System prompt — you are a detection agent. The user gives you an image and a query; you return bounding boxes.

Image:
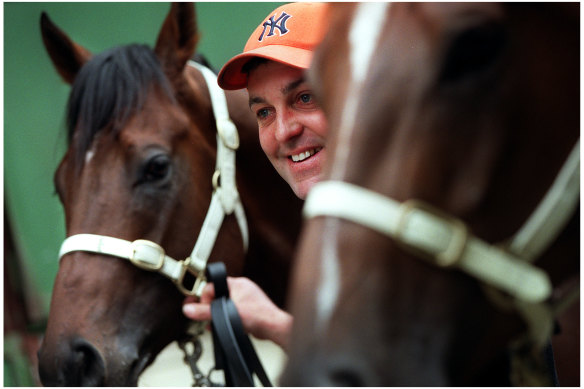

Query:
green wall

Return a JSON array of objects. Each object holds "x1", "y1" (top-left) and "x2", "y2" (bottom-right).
[{"x1": 4, "y1": 2, "x2": 283, "y2": 322}]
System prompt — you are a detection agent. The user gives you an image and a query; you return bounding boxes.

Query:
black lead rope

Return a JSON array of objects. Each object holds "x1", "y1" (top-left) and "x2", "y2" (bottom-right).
[{"x1": 206, "y1": 262, "x2": 272, "y2": 387}]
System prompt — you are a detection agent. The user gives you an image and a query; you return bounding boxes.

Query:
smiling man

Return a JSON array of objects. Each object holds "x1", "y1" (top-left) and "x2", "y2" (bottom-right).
[
  {"x1": 218, "y1": 2, "x2": 329, "y2": 199},
  {"x1": 246, "y1": 61, "x2": 327, "y2": 198},
  {"x1": 183, "y1": 2, "x2": 329, "y2": 349}
]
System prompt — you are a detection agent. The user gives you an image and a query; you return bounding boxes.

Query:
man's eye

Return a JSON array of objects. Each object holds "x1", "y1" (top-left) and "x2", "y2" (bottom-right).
[
  {"x1": 257, "y1": 108, "x2": 270, "y2": 119},
  {"x1": 299, "y1": 93, "x2": 312, "y2": 104}
]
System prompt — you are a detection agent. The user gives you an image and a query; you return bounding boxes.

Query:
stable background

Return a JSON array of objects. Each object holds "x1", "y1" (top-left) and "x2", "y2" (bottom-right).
[{"x1": 4, "y1": 3, "x2": 283, "y2": 385}]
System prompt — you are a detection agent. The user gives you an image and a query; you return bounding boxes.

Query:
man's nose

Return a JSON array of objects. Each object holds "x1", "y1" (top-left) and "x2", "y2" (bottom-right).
[{"x1": 275, "y1": 111, "x2": 303, "y2": 142}]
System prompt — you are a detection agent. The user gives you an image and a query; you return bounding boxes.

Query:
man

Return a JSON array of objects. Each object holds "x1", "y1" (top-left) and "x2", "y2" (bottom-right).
[{"x1": 183, "y1": 2, "x2": 328, "y2": 350}]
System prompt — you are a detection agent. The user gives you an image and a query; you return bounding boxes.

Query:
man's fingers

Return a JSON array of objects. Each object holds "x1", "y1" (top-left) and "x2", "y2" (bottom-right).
[
  {"x1": 199, "y1": 282, "x2": 216, "y2": 304},
  {"x1": 182, "y1": 303, "x2": 212, "y2": 321}
]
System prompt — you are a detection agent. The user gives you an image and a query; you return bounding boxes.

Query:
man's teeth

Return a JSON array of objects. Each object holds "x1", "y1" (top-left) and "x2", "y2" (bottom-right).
[{"x1": 291, "y1": 148, "x2": 321, "y2": 162}]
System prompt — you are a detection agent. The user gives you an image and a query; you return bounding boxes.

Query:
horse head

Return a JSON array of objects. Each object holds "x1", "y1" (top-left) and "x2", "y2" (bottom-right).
[
  {"x1": 283, "y1": 3, "x2": 579, "y2": 386},
  {"x1": 37, "y1": 3, "x2": 251, "y2": 385}
]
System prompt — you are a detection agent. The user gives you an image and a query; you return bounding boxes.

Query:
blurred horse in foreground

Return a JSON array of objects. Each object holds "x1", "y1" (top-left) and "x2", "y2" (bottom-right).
[{"x1": 283, "y1": 3, "x2": 579, "y2": 386}]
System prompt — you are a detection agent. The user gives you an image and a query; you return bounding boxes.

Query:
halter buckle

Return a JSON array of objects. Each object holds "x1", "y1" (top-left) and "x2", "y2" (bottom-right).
[
  {"x1": 175, "y1": 257, "x2": 207, "y2": 297},
  {"x1": 216, "y1": 118, "x2": 239, "y2": 150},
  {"x1": 129, "y1": 240, "x2": 165, "y2": 271},
  {"x1": 395, "y1": 200, "x2": 468, "y2": 267}
]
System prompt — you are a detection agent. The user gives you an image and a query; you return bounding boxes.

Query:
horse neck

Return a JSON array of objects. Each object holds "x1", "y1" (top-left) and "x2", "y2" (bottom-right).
[
  {"x1": 179, "y1": 65, "x2": 302, "y2": 305},
  {"x1": 183, "y1": 64, "x2": 301, "y2": 221}
]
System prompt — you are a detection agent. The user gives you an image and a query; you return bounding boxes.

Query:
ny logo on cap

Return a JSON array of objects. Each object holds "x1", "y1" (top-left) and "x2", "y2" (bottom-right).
[{"x1": 258, "y1": 12, "x2": 292, "y2": 41}]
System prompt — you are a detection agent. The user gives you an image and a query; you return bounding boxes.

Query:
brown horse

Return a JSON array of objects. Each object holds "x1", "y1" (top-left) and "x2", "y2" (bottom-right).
[
  {"x1": 282, "y1": 3, "x2": 579, "y2": 386},
  {"x1": 37, "y1": 3, "x2": 302, "y2": 386}
]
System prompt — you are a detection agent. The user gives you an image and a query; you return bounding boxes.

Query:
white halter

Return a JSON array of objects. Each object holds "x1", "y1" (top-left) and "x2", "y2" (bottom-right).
[
  {"x1": 58, "y1": 61, "x2": 248, "y2": 297},
  {"x1": 304, "y1": 140, "x2": 580, "y2": 347}
]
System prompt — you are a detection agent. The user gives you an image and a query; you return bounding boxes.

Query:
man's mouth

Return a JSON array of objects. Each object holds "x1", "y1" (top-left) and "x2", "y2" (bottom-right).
[{"x1": 290, "y1": 147, "x2": 323, "y2": 162}]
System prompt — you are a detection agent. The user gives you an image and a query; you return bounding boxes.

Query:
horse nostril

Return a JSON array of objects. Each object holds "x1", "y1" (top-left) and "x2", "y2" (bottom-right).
[
  {"x1": 281, "y1": 354, "x2": 370, "y2": 386},
  {"x1": 324, "y1": 356, "x2": 370, "y2": 387},
  {"x1": 329, "y1": 367, "x2": 366, "y2": 386},
  {"x1": 65, "y1": 338, "x2": 106, "y2": 386}
]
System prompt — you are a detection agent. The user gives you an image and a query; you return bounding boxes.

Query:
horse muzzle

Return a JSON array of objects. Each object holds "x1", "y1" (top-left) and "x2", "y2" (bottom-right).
[
  {"x1": 38, "y1": 337, "x2": 106, "y2": 386},
  {"x1": 38, "y1": 335, "x2": 151, "y2": 386}
]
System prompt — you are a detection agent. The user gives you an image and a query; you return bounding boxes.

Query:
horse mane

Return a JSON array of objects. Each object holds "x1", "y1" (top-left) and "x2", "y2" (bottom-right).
[{"x1": 66, "y1": 44, "x2": 174, "y2": 166}]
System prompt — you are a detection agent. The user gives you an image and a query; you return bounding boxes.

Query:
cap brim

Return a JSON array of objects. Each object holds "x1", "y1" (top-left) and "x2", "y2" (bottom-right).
[{"x1": 217, "y1": 46, "x2": 313, "y2": 90}]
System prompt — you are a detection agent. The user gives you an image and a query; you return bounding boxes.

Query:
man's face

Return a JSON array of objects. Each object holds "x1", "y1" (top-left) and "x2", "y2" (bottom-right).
[{"x1": 247, "y1": 61, "x2": 328, "y2": 199}]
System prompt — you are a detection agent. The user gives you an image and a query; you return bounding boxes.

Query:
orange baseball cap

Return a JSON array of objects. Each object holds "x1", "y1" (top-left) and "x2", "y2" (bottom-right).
[{"x1": 217, "y1": 2, "x2": 329, "y2": 90}]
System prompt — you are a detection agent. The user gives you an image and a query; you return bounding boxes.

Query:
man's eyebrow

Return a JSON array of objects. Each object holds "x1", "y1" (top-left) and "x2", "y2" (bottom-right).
[
  {"x1": 248, "y1": 76, "x2": 306, "y2": 109},
  {"x1": 281, "y1": 77, "x2": 305, "y2": 96},
  {"x1": 249, "y1": 96, "x2": 265, "y2": 109}
]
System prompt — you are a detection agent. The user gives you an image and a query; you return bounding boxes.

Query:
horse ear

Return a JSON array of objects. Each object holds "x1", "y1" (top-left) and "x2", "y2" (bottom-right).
[
  {"x1": 40, "y1": 12, "x2": 91, "y2": 85},
  {"x1": 154, "y1": 3, "x2": 200, "y2": 78}
]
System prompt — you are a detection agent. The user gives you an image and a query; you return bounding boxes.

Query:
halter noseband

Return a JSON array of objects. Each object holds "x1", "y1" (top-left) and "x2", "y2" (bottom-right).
[
  {"x1": 58, "y1": 61, "x2": 248, "y2": 297},
  {"x1": 304, "y1": 140, "x2": 579, "y2": 365}
]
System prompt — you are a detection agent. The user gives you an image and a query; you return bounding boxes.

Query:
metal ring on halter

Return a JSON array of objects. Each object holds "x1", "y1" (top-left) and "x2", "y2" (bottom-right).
[
  {"x1": 175, "y1": 257, "x2": 207, "y2": 297},
  {"x1": 212, "y1": 170, "x2": 221, "y2": 190}
]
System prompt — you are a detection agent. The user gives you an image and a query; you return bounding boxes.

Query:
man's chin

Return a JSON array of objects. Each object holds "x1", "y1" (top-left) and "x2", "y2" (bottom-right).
[{"x1": 291, "y1": 175, "x2": 322, "y2": 200}]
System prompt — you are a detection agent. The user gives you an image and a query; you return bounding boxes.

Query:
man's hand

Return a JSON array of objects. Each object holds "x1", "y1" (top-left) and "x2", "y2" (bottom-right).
[{"x1": 183, "y1": 277, "x2": 292, "y2": 351}]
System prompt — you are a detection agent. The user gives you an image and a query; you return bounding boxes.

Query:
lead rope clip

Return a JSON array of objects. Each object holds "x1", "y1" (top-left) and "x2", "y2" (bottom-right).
[{"x1": 179, "y1": 322, "x2": 219, "y2": 387}]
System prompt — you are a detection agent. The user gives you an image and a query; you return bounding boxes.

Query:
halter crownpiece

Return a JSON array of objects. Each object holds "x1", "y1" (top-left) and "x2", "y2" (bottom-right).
[{"x1": 58, "y1": 62, "x2": 249, "y2": 297}]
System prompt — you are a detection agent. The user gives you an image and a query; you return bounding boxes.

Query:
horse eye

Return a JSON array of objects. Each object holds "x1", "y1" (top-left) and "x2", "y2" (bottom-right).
[
  {"x1": 140, "y1": 154, "x2": 172, "y2": 185},
  {"x1": 440, "y1": 22, "x2": 507, "y2": 82}
]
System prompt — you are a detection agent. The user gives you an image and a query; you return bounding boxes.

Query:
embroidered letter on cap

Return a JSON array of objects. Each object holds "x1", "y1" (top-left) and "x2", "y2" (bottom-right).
[{"x1": 258, "y1": 12, "x2": 292, "y2": 41}]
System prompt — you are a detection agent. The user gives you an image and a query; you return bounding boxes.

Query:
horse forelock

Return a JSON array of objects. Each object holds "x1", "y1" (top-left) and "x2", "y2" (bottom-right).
[{"x1": 66, "y1": 44, "x2": 175, "y2": 168}]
